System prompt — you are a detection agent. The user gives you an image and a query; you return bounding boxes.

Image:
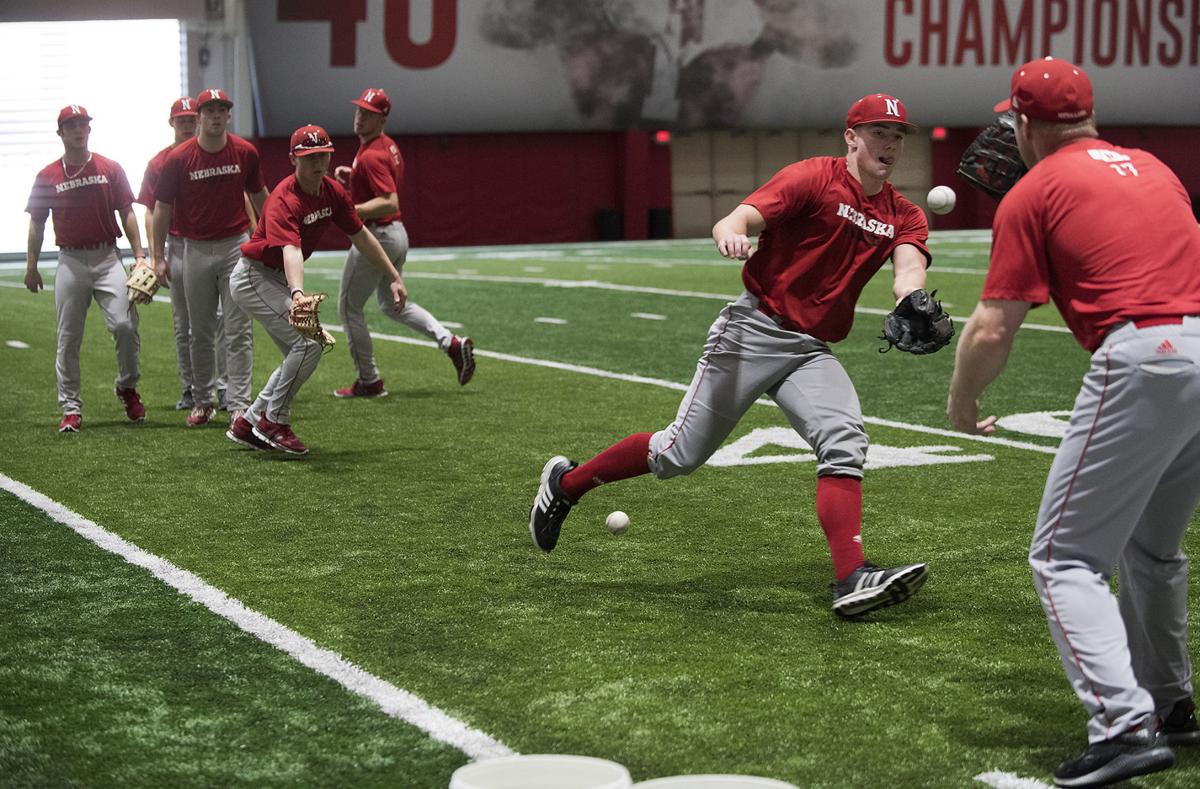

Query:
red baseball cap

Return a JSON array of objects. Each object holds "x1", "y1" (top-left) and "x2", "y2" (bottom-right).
[
  {"x1": 290, "y1": 124, "x2": 335, "y2": 157},
  {"x1": 846, "y1": 93, "x2": 915, "y2": 129},
  {"x1": 196, "y1": 88, "x2": 233, "y2": 110},
  {"x1": 351, "y1": 87, "x2": 391, "y2": 116},
  {"x1": 994, "y1": 56, "x2": 1094, "y2": 122},
  {"x1": 170, "y1": 97, "x2": 198, "y2": 118},
  {"x1": 57, "y1": 104, "x2": 92, "y2": 128}
]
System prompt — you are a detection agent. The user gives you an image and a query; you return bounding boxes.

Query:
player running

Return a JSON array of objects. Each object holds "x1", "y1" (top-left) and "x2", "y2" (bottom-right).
[
  {"x1": 530, "y1": 93, "x2": 937, "y2": 619},
  {"x1": 948, "y1": 58, "x2": 1200, "y2": 787},
  {"x1": 332, "y1": 87, "x2": 474, "y2": 398},
  {"x1": 226, "y1": 125, "x2": 407, "y2": 455},
  {"x1": 24, "y1": 105, "x2": 146, "y2": 432}
]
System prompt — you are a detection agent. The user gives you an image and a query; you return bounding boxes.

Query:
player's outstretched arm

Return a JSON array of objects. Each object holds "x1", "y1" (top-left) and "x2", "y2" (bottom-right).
[
  {"x1": 947, "y1": 299, "x2": 1029, "y2": 434},
  {"x1": 712, "y1": 203, "x2": 765, "y2": 260},
  {"x1": 890, "y1": 243, "x2": 928, "y2": 302},
  {"x1": 349, "y1": 227, "x2": 407, "y2": 310},
  {"x1": 25, "y1": 218, "x2": 45, "y2": 293}
]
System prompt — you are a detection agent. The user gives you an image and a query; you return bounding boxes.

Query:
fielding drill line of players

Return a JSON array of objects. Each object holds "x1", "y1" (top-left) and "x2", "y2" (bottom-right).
[
  {"x1": 23, "y1": 59, "x2": 1200, "y2": 788},
  {"x1": 25, "y1": 87, "x2": 475, "y2": 455}
]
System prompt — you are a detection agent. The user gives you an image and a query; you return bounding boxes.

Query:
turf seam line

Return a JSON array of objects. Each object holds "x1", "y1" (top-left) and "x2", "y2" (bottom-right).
[
  {"x1": 327, "y1": 324, "x2": 1060, "y2": 456},
  {"x1": 0, "y1": 472, "x2": 515, "y2": 762}
]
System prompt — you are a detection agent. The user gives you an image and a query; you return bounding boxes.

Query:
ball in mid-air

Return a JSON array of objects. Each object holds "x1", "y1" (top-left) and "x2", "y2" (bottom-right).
[
  {"x1": 926, "y1": 185, "x2": 957, "y2": 215},
  {"x1": 605, "y1": 511, "x2": 630, "y2": 535}
]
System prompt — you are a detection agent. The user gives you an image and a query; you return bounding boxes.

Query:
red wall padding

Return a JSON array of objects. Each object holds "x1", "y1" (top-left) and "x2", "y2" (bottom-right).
[
  {"x1": 931, "y1": 126, "x2": 1200, "y2": 231},
  {"x1": 256, "y1": 130, "x2": 672, "y2": 249}
]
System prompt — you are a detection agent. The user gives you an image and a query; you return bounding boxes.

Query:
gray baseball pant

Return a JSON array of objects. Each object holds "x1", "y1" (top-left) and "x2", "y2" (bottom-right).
[
  {"x1": 648, "y1": 291, "x2": 866, "y2": 479},
  {"x1": 165, "y1": 235, "x2": 227, "y2": 397},
  {"x1": 1029, "y1": 316, "x2": 1200, "y2": 743},
  {"x1": 54, "y1": 246, "x2": 140, "y2": 415},
  {"x1": 182, "y1": 234, "x2": 251, "y2": 411},
  {"x1": 338, "y1": 220, "x2": 451, "y2": 385},
  {"x1": 228, "y1": 258, "x2": 323, "y2": 425}
]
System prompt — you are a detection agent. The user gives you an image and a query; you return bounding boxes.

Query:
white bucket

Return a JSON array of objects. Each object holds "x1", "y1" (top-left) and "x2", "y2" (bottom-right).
[
  {"x1": 450, "y1": 754, "x2": 633, "y2": 789},
  {"x1": 634, "y1": 776, "x2": 799, "y2": 789}
]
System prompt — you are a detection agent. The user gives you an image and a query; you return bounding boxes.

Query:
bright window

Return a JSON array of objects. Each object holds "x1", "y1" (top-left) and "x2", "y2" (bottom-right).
[{"x1": 0, "y1": 19, "x2": 185, "y2": 255}]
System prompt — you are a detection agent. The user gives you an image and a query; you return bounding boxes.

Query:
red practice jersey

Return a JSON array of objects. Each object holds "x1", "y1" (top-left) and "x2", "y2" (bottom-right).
[
  {"x1": 741, "y1": 157, "x2": 930, "y2": 343},
  {"x1": 137, "y1": 144, "x2": 179, "y2": 236},
  {"x1": 349, "y1": 133, "x2": 403, "y2": 224},
  {"x1": 984, "y1": 138, "x2": 1200, "y2": 351},
  {"x1": 240, "y1": 174, "x2": 363, "y2": 270},
  {"x1": 155, "y1": 135, "x2": 264, "y2": 240},
  {"x1": 26, "y1": 153, "x2": 135, "y2": 248}
]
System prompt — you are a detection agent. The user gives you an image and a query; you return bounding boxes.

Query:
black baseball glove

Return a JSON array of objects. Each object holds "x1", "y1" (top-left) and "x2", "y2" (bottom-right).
[
  {"x1": 955, "y1": 111, "x2": 1028, "y2": 200},
  {"x1": 879, "y1": 289, "x2": 955, "y2": 355}
]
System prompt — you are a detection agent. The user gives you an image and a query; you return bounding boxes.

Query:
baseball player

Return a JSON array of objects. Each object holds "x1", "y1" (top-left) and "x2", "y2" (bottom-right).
[
  {"x1": 151, "y1": 88, "x2": 269, "y2": 428},
  {"x1": 24, "y1": 105, "x2": 146, "y2": 432},
  {"x1": 948, "y1": 57, "x2": 1200, "y2": 787},
  {"x1": 530, "y1": 93, "x2": 932, "y2": 619},
  {"x1": 227, "y1": 125, "x2": 407, "y2": 455},
  {"x1": 332, "y1": 87, "x2": 474, "y2": 398},
  {"x1": 137, "y1": 97, "x2": 229, "y2": 411}
]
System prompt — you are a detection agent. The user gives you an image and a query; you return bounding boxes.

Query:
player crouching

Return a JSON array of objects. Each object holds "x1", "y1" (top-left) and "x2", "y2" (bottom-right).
[{"x1": 226, "y1": 125, "x2": 406, "y2": 455}]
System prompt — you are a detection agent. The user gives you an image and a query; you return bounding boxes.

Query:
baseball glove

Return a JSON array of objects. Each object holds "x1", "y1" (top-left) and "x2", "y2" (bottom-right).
[
  {"x1": 125, "y1": 262, "x2": 159, "y2": 305},
  {"x1": 288, "y1": 291, "x2": 336, "y2": 351},
  {"x1": 879, "y1": 289, "x2": 955, "y2": 355},
  {"x1": 955, "y1": 111, "x2": 1028, "y2": 200}
]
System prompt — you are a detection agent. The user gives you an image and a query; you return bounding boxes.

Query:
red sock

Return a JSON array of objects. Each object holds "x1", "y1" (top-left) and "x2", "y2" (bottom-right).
[
  {"x1": 816, "y1": 475, "x2": 866, "y2": 582},
  {"x1": 560, "y1": 432, "x2": 653, "y2": 500}
]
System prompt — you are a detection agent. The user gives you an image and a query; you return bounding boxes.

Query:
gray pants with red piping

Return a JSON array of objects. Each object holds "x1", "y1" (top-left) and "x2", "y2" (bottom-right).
[{"x1": 1029, "y1": 316, "x2": 1200, "y2": 743}]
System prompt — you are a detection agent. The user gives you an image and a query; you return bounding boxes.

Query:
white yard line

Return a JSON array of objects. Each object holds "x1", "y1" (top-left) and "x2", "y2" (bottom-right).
[
  {"x1": 329, "y1": 326, "x2": 1059, "y2": 456},
  {"x1": 974, "y1": 770, "x2": 1053, "y2": 788},
  {"x1": 0, "y1": 473, "x2": 515, "y2": 762}
]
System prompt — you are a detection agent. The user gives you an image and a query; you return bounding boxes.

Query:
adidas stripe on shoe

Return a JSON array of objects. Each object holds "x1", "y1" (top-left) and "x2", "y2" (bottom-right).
[{"x1": 832, "y1": 562, "x2": 928, "y2": 618}]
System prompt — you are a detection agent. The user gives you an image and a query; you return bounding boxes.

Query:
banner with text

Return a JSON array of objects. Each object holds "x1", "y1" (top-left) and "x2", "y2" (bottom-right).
[{"x1": 248, "y1": 0, "x2": 1200, "y2": 134}]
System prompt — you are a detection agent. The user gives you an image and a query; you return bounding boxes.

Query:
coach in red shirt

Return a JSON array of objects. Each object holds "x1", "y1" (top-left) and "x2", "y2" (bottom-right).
[{"x1": 948, "y1": 57, "x2": 1200, "y2": 787}]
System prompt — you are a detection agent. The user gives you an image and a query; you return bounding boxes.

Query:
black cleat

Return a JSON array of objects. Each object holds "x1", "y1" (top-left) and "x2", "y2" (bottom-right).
[
  {"x1": 832, "y1": 562, "x2": 928, "y2": 618},
  {"x1": 528, "y1": 455, "x2": 577, "y2": 552},
  {"x1": 1053, "y1": 725, "x2": 1174, "y2": 786},
  {"x1": 1161, "y1": 698, "x2": 1200, "y2": 746}
]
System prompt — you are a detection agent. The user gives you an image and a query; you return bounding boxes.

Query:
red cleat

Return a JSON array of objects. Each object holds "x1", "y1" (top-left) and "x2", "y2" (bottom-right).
[
  {"x1": 226, "y1": 415, "x2": 274, "y2": 451},
  {"x1": 448, "y1": 336, "x2": 475, "y2": 386},
  {"x1": 187, "y1": 405, "x2": 214, "y2": 427},
  {"x1": 333, "y1": 379, "x2": 387, "y2": 398},
  {"x1": 252, "y1": 416, "x2": 309, "y2": 455},
  {"x1": 116, "y1": 387, "x2": 146, "y2": 422},
  {"x1": 58, "y1": 414, "x2": 82, "y2": 433}
]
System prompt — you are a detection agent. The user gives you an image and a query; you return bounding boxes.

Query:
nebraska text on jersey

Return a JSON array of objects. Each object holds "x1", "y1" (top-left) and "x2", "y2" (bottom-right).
[
  {"x1": 55, "y1": 174, "x2": 110, "y2": 193},
  {"x1": 303, "y1": 207, "x2": 333, "y2": 225},
  {"x1": 836, "y1": 203, "x2": 896, "y2": 238},
  {"x1": 188, "y1": 164, "x2": 243, "y2": 181}
]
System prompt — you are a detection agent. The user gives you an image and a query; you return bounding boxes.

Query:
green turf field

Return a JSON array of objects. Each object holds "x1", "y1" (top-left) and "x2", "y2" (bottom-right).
[{"x1": 1, "y1": 234, "x2": 1197, "y2": 788}]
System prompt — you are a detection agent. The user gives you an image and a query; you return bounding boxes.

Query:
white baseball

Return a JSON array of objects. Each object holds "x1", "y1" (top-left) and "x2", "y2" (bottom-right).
[
  {"x1": 605, "y1": 511, "x2": 630, "y2": 535},
  {"x1": 926, "y1": 185, "x2": 957, "y2": 215}
]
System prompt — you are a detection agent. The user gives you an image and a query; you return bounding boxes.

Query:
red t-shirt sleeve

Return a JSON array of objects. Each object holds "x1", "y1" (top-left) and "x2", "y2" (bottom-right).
[
  {"x1": 241, "y1": 143, "x2": 265, "y2": 193},
  {"x1": 109, "y1": 160, "x2": 135, "y2": 210},
  {"x1": 331, "y1": 181, "x2": 365, "y2": 236},
  {"x1": 889, "y1": 200, "x2": 932, "y2": 265},
  {"x1": 741, "y1": 160, "x2": 822, "y2": 223},
  {"x1": 25, "y1": 171, "x2": 52, "y2": 222},
  {"x1": 155, "y1": 150, "x2": 182, "y2": 204},
  {"x1": 982, "y1": 184, "x2": 1051, "y2": 305}
]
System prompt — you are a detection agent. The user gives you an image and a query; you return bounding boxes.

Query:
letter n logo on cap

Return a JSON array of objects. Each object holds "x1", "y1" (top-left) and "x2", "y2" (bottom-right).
[
  {"x1": 885, "y1": 98, "x2": 900, "y2": 117},
  {"x1": 208, "y1": 90, "x2": 220, "y2": 102}
]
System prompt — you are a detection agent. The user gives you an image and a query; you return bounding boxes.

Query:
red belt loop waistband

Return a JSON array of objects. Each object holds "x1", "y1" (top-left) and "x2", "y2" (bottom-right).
[
  {"x1": 1132, "y1": 317, "x2": 1186, "y2": 329},
  {"x1": 60, "y1": 241, "x2": 113, "y2": 251}
]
